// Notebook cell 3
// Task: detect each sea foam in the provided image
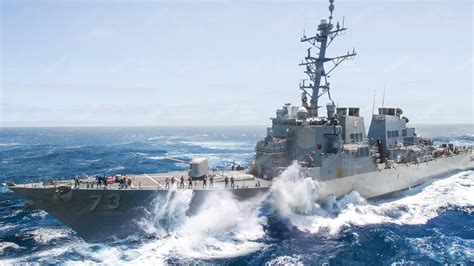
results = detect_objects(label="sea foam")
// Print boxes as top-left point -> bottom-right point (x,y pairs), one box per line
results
269,162 -> 474,235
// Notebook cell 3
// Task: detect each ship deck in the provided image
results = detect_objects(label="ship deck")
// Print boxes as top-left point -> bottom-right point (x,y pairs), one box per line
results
10,170 -> 273,191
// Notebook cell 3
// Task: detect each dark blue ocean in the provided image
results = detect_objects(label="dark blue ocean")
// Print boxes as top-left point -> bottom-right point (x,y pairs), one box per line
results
1,125 -> 473,264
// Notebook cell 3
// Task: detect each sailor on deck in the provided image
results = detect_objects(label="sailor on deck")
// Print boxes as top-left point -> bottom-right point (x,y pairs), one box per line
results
171,176 -> 176,188
209,175 -> 214,188
224,176 -> 229,188
95,175 -> 102,188
188,176 -> 193,189
73,176 -> 80,189
180,176 -> 185,189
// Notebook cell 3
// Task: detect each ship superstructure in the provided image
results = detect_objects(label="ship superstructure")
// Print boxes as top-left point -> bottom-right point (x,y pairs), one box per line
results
249,0 -> 471,183
250,0 -> 373,180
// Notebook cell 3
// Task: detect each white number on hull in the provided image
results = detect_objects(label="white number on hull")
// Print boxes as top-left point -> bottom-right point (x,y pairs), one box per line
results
89,195 -> 102,211
106,194 -> 120,209
89,194 -> 121,211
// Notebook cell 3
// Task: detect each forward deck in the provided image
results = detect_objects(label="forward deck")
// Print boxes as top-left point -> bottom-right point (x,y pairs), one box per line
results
10,170 -> 273,191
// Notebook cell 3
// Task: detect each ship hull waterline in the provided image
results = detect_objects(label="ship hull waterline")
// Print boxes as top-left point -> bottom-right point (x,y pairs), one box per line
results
8,153 -> 474,242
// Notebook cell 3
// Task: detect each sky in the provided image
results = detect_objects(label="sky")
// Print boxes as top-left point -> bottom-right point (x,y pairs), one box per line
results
1,0 -> 473,127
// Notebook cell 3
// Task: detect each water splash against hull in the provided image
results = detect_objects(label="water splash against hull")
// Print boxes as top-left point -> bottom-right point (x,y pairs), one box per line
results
130,188 -> 268,262
2,169 -> 473,264
269,163 -> 474,237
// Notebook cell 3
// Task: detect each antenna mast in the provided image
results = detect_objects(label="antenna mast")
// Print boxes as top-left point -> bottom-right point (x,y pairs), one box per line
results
299,0 -> 356,117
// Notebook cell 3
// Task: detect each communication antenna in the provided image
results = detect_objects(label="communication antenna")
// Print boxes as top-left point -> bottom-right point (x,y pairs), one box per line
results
299,0 -> 356,117
329,0 -> 334,22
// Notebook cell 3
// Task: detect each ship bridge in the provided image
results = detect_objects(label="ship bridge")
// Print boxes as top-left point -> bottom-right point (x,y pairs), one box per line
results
368,107 -> 417,158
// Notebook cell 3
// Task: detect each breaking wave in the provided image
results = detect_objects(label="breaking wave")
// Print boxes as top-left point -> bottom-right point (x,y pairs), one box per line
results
0,242 -> 21,256
179,141 -> 250,151
269,163 -> 474,236
266,255 -> 303,265
26,228 -> 73,244
131,189 -> 267,261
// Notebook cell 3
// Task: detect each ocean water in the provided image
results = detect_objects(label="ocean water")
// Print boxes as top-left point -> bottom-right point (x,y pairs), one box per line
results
0,125 -> 473,264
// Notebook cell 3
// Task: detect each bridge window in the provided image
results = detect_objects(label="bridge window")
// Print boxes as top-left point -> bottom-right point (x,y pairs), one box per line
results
350,133 -> 364,142
387,130 -> 400,138
402,129 -> 407,137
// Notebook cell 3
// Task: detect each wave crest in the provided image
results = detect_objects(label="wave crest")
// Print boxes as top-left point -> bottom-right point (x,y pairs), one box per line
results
269,165 -> 474,235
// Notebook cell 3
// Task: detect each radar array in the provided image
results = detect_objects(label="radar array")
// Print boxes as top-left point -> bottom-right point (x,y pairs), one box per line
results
299,0 -> 356,117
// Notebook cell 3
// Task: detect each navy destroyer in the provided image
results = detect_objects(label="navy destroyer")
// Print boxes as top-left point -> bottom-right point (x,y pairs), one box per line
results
5,0 -> 473,241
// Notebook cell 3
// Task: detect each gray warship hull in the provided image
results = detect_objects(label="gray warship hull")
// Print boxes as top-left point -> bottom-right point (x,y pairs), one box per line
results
315,151 -> 474,200
10,185 -> 269,241
7,171 -> 271,241
7,152 -> 473,241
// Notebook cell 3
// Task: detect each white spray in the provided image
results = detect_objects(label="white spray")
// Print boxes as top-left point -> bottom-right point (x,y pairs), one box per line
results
269,162 -> 474,235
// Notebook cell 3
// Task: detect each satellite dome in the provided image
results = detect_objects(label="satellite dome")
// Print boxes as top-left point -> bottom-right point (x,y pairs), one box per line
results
326,101 -> 336,118
297,107 -> 308,119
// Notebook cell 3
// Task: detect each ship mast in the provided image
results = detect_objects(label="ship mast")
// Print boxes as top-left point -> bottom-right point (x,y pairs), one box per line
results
299,0 -> 356,117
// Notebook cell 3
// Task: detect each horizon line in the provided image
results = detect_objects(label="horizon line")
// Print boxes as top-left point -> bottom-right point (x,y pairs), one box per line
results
1,123 -> 473,129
